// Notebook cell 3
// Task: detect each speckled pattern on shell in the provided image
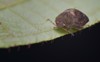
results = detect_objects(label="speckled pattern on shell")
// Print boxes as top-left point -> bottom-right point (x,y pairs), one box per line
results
55,8 -> 89,30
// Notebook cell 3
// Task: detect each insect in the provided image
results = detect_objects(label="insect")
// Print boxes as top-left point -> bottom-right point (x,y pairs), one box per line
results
48,8 -> 89,35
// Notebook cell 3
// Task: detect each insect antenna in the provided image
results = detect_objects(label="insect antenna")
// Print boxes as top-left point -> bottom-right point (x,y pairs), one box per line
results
47,19 -> 56,26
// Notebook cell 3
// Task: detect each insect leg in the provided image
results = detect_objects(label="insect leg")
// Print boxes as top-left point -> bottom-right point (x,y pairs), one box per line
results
67,30 -> 74,36
62,28 -> 74,36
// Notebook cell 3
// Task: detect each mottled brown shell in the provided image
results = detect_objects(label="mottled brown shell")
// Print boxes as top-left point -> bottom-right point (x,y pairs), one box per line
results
55,8 -> 89,29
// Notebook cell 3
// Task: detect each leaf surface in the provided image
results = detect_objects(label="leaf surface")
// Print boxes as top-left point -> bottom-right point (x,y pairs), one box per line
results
0,0 -> 100,48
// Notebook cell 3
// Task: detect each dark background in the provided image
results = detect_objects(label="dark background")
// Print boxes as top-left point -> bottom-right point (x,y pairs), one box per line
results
0,23 -> 100,62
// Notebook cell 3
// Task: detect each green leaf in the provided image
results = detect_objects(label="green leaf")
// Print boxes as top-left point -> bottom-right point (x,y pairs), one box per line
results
0,0 -> 100,48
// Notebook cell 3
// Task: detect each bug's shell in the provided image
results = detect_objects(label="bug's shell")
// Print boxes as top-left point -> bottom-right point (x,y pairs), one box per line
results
55,8 -> 89,29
